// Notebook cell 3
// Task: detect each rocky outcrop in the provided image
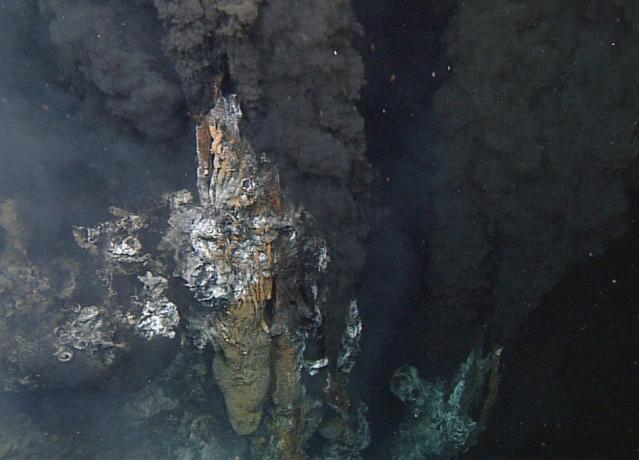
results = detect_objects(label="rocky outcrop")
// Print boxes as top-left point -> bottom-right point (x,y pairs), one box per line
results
390,347 -> 502,459
163,94 -> 306,436
0,198 -> 180,392
161,93 -> 365,457
0,199 -> 78,391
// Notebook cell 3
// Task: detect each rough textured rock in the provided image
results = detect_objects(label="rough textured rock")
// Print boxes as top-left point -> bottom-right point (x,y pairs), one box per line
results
0,199 -> 179,392
161,93 -> 367,457
0,199 -> 79,390
390,347 -> 502,459
0,399 -> 77,459
160,93 -> 324,438
116,350 -> 248,459
37,91 -> 361,457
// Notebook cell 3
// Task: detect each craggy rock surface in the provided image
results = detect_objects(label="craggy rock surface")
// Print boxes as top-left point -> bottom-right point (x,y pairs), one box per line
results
390,347 -> 501,459
0,199 -> 79,391
160,94 -> 367,457
33,0 -> 370,392
0,198 -> 180,393
162,94 -> 318,438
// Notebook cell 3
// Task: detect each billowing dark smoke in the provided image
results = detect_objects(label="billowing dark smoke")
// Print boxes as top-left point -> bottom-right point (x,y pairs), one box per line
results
416,0 -> 639,357
2,0 -> 368,370
0,1 -> 198,456
359,0 -> 639,373
39,0 -> 186,139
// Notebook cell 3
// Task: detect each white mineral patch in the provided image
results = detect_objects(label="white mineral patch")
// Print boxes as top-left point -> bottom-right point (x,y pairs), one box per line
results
317,246 -> 329,272
137,300 -> 179,339
54,305 -> 118,361
337,300 -> 362,373
135,272 -> 180,339
304,357 -> 329,376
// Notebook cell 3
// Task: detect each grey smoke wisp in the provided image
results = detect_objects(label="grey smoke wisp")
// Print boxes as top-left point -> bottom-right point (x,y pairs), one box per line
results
0,1 -> 193,255
39,0 -> 186,139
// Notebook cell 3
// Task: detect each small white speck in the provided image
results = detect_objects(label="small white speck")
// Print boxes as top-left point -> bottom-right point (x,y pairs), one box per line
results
612,279 -> 617,284
333,50 -> 338,56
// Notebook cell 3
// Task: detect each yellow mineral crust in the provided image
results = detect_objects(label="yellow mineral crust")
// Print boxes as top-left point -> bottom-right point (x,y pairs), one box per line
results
192,94 -> 282,436
174,92 -> 334,457
212,276 -> 274,435
212,312 -> 271,434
